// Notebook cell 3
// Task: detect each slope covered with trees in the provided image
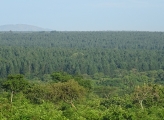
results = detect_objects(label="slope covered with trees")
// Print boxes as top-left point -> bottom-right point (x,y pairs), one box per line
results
0,31 -> 164,78
1,31 -> 164,119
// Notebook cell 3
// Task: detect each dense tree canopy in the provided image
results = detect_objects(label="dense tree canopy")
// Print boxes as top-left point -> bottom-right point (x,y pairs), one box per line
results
1,31 -> 164,119
0,31 -> 164,78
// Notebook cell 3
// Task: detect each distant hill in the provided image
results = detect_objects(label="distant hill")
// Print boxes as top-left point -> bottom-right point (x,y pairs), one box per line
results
0,24 -> 52,31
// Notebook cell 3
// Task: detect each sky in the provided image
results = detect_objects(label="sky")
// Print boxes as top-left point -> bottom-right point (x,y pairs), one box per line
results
0,0 -> 164,31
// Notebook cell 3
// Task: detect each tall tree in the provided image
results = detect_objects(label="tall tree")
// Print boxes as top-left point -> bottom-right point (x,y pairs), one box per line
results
2,74 -> 29,103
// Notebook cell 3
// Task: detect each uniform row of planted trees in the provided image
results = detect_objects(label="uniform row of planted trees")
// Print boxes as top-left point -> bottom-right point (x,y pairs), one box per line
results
0,31 -> 164,78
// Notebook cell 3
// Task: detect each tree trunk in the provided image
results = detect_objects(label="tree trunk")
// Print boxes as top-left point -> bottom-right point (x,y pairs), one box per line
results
10,91 -> 14,103
65,100 -> 77,110
139,100 -> 144,109
70,100 -> 77,110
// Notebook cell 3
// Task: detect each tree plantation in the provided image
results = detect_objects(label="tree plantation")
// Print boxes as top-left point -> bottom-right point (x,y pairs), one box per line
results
1,31 -> 164,119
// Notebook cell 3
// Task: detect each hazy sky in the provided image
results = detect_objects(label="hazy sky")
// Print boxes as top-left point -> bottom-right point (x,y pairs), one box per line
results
0,0 -> 164,31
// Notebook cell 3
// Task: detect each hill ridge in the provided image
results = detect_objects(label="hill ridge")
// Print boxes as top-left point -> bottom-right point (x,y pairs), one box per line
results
0,24 -> 52,31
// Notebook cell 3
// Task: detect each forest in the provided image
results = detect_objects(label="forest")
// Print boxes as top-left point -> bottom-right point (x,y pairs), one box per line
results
0,31 -> 164,119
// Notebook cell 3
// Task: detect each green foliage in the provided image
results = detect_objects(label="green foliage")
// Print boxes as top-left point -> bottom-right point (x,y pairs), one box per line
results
100,95 -> 133,109
0,32 -> 164,78
0,73 -> 164,119
2,74 -> 29,92
1,31 -> 164,119
24,84 -> 48,104
0,78 -> 5,92
50,80 -> 86,102
51,72 -> 72,83
73,75 -> 92,90
133,84 -> 161,109
94,86 -> 118,98
1,74 -> 29,103
103,106 -> 136,120
24,79 -> 86,104
0,95 -> 67,120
